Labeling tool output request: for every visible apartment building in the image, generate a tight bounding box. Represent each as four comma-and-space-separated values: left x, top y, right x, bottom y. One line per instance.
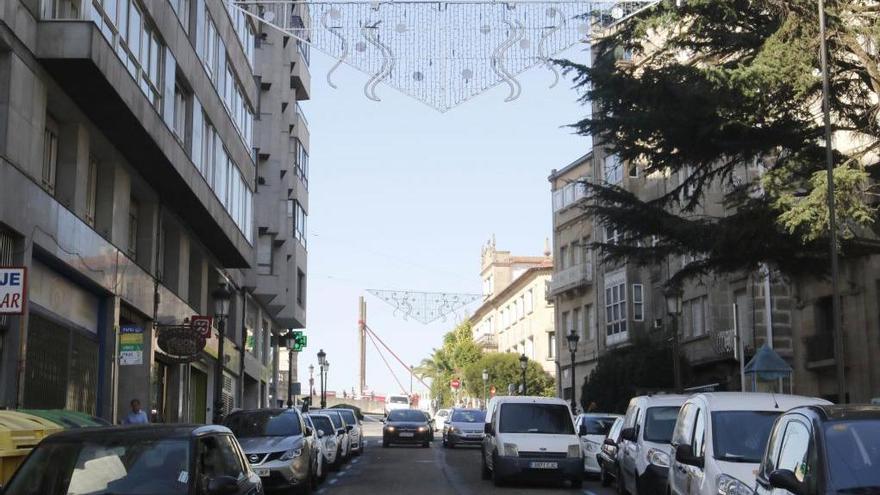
0, 0, 309, 422
469, 239, 556, 376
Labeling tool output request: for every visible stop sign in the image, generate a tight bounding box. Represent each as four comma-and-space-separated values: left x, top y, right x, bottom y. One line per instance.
489, 385, 496, 397
450, 379, 461, 389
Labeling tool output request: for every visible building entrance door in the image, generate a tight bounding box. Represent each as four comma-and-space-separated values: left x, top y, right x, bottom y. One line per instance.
190, 367, 207, 424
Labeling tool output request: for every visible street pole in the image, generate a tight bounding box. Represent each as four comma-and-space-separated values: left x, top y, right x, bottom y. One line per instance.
818, 0, 847, 403
410, 365, 414, 398
672, 315, 682, 394
212, 316, 226, 424
519, 354, 528, 396
287, 343, 294, 408
570, 347, 577, 413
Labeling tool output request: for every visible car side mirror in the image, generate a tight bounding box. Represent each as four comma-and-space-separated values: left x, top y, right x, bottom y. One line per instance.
620, 427, 636, 442
484, 423, 493, 435
304, 427, 313, 437
603, 437, 617, 447
578, 424, 588, 437
317, 429, 325, 438
675, 444, 704, 468
769, 470, 805, 495
207, 475, 239, 495
346, 425, 354, 432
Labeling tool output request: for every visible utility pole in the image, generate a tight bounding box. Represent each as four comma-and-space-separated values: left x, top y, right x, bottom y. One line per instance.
358, 297, 367, 398
409, 365, 414, 398
818, 0, 847, 403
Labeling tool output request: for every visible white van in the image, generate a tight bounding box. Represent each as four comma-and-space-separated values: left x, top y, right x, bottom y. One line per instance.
384, 395, 410, 415
618, 394, 689, 495
668, 392, 831, 495
481, 396, 583, 488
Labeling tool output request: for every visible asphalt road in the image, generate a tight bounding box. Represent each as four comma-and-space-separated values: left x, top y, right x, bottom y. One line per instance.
314, 420, 617, 495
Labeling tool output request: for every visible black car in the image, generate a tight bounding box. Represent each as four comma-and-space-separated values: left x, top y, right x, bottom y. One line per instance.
754, 404, 880, 495
3, 424, 262, 495
383, 409, 432, 448
597, 417, 625, 487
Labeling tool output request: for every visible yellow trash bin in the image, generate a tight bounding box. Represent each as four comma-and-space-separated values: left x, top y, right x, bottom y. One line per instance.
0, 411, 63, 484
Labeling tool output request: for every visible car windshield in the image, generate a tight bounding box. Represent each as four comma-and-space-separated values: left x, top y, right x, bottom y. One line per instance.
324, 412, 344, 429
390, 396, 409, 404
337, 410, 357, 424
310, 416, 335, 435
825, 419, 880, 491
4, 437, 190, 495
711, 411, 780, 463
499, 403, 575, 434
388, 409, 427, 422
583, 417, 618, 435
643, 407, 680, 443
451, 410, 486, 423
225, 410, 302, 437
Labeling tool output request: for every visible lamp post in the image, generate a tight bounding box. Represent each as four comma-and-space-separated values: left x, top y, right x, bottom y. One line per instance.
286, 331, 294, 408
482, 369, 489, 409
665, 285, 684, 394
519, 354, 528, 396
817, 0, 846, 404
211, 282, 232, 424
323, 360, 330, 408
308, 364, 315, 399
317, 349, 326, 408
566, 330, 581, 413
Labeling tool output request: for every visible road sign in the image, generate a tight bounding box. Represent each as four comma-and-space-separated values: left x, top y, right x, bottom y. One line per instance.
0, 267, 26, 315
291, 331, 307, 351
489, 385, 496, 397
450, 379, 461, 390
191, 316, 213, 338
290, 382, 301, 396
119, 326, 144, 365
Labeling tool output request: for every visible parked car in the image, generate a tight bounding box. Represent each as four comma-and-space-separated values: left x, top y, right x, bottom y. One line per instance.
383, 408, 432, 447
443, 408, 486, 448
310, 409, 352, 463
618, 394, 689, 495
754, 404, 880, 495
224, 408, 316, 494
669, 392, 831, 495
598, 417, 626, 487
481, 396, 583, 488
2, 424, 262, 495
333, 408, 363, 454
421, 410, 436, 438
306, 413, 339, 472
385, 394, 410, 415
576, 413, 622, 476
302, 414, 327, 482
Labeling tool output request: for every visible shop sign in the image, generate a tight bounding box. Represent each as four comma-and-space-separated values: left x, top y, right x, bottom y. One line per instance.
157, 323, 207, 363
190, 316, 213, 338
119, 325, 144, 365
0, 267, 26, 315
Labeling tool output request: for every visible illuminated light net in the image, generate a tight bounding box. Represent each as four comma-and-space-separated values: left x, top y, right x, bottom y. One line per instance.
231, 1, 659, 112
366, 289, 482, 324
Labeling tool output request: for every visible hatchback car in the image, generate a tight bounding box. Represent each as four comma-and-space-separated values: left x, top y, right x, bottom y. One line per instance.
442, 408, 486, 448
575, 413, 622, 476
333, 408, 363, 454
306, 413, 339, 472
597, 417, 625, 487
383, 408, 432, 447
2, 424, 262, 495
303, 414, 327, 482
224, 408, 316, 494
310, 409, 352, 463
754, 404, 880, 495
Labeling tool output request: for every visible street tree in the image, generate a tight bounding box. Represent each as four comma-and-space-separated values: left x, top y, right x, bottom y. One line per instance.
415, 321, 483, 407
559, 0, 880, 282
464, 352, 556, 399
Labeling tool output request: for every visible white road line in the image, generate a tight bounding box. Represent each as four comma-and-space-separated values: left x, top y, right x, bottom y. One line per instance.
329, 478, 339, 485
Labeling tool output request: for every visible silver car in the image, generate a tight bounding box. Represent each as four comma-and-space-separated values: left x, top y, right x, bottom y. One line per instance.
307, 413, 340, 472
224, 408, 317, 494
333, 408, 363, 454
442, 408, 486, 448
312, 409, 352, 465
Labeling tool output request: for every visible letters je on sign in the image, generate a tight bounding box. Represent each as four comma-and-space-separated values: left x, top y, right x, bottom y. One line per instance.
0, 273, 21, 286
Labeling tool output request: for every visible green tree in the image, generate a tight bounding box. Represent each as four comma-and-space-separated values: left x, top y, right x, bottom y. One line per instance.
415, 321, 483, 407
558, 0, 880, 283
464, 353, 556, 399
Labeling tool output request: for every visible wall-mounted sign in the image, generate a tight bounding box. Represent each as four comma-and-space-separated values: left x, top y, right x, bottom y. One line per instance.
0, 267, 26, 315
190, 316, 213, 338
119, 325, 144, 365
157, 324, 207, 363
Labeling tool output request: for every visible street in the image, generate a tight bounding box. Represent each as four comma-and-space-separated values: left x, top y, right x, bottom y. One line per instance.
313, 420, 616, 495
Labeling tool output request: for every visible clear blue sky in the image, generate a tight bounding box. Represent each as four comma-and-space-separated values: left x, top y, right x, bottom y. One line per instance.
298, 45, 589, 398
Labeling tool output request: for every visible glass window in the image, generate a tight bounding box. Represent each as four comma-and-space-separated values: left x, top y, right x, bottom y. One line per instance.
693, 410, 706, 457
451, 410, 486, 423
525, 289, 534, 313
604, 154, 623, 184
85, 157, 98, 226
582, 416, 617, 435
632, 284, 644, 321
572, 308, 581, 337
760, 418, 786, 477
559, 246, 568, 269
584, 304, 593, 340
825, 419, 880, 490
548, 332, 556, 359
338, 410, 357, 425
42, 119, 59, 195
605, 225, 620, 245
643, 407, 680, 443
127, 198, 139, 259
387, 409, 427, 422
224, 410, 303, 437
605, 280, 627, 338
671, 403, 695, 446
499, 403, 574, 435
712, 411, 780, 463
173, 82, 187, 139
776, 421, 811, 482
309, 415, 334, 436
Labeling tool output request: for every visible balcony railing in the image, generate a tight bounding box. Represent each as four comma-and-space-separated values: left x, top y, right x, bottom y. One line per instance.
547, 263, 593, 296
805, 332, 835, 365
475, 333, 497, 350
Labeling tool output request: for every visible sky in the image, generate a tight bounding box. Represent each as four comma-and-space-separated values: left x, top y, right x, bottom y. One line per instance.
297, 45, 589, 398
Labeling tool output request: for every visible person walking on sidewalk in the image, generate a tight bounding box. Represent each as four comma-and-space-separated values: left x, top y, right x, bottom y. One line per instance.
123, 399, 150, 425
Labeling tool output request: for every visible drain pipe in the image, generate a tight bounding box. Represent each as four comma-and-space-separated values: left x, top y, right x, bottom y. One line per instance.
762, 264, 773, 348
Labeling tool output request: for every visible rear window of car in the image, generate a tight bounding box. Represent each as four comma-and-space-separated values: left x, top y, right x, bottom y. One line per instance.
583, 417, 618, 435
644, 407, 680, 443
324, 412, 343, 428
225, 410, 302, 437
499, 403, 575, 435
388, 409, 427, 422
389, 396, 409, 404
310, 415, 334, 434
452, 410, 486, 423
338, 410, 357, 424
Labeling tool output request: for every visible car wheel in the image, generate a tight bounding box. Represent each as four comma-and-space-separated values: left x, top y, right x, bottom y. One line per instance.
491, 453, 504, 487
481, 453, 491, 480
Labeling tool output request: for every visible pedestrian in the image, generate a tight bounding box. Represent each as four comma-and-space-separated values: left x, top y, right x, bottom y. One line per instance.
122, 399, 150, 425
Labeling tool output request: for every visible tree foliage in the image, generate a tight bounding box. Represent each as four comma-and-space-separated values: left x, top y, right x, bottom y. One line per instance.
463, 352, 556, 399
414, 321, 483, 407
559, 0, 880, 281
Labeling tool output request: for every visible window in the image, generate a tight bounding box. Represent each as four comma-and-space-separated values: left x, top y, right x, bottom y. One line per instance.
682, 296, 708, 337
603, 154, 623, 184
202, 12, 218, 76
632, 284, 644, 321
692, 410, 706, 457
85, 157, 98, 226
572, 307, 581, 338
548, 332, 556, 359
560, 311, 570, 337
605, 272, 627, 342
173, 81, 188, 140
517, 295, 525, 320
525, 289, 534, 314
292, 200, 307, 247
776, 421, 811, 482
604, 224, 621, 245
583, 304, 593, 340
297, 269, 306, 307
499, 403, 575, 435
170, 0, 189, 31
42, 118, 59, 195
559, 246, 568, 269
581, 238, 591, 264
629, 162, 639, 178
127, 198, 139, 258
295, 138, 309, 188
256, 234, 273, 275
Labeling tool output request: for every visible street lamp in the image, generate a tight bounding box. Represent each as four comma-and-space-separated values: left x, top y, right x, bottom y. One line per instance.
211, 281, 232, 424
566, 330, 581, 413
323, 360, 330, 408
519, 354, 528, 396
317, 349, 327, 408
665, 285, 684, 394
308, 364, 315, 400
482, 369, 489, 408
285, 331, 295, 409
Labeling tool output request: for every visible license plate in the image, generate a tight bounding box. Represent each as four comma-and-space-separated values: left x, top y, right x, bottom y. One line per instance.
529, 462, 558, 470
254, 468, 270, 477
399, 432, 414, 437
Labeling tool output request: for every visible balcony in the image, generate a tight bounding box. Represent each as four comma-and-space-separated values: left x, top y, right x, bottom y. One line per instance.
547, 263, 593, 297
475, 333, 498, 350
805, 332, 836, 370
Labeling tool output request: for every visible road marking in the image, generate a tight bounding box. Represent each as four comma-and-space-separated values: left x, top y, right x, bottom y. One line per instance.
585, 490, 598, 495
329, 478, 339, 485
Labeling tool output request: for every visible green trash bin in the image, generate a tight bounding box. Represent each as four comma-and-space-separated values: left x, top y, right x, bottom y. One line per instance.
20, 410, 110, 429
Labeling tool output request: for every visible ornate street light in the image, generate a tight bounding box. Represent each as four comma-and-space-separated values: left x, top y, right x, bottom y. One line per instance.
211, 281, 232, 424
323, 360, 330, 408
482, 369, 489, 408
566, 330, 581, 413
519, 354, 528, 396
665, 285, 684, 393
308, 364, 315, 399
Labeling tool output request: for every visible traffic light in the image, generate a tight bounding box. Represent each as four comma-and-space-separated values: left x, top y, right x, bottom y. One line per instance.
291, 331, 307, 352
